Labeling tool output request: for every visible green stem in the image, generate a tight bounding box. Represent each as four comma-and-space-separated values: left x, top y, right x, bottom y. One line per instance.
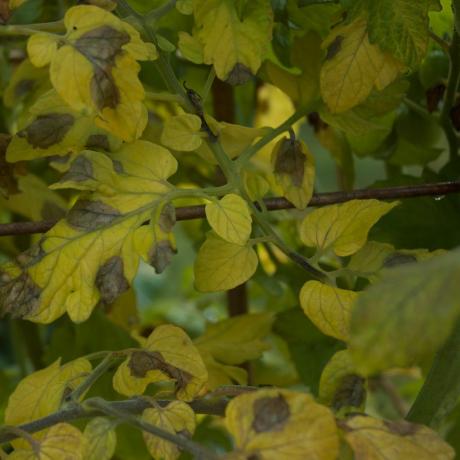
440, 27, 460, 161
0, 21, 64, 36
146, 0, 177, 21
85, 398, 219, 460
202, 67, 216, 103
145, 91, 183, 103
406, 317, 460, 428
237, 108, 310, 166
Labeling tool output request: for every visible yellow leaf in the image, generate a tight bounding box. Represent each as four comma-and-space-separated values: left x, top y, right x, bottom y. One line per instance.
1, 141, 177, 323
243, 171, 269, 201
83, 417, 117, 460
5, 358, 91, 449
27, 5, 157, 142
161, 114, 203, 151
193, 0, 273, 84
341, 415, 455, 460
142, 401, 196, 460
271, 137, 315, 209
195, 313, 273, 365
6, 90, 121, 162
320, 16, 405, 113
299, 199, 398, 257
225, 389, 339, 460
205, 194, 252, 245
299, 281, 358, 341
178, 31, 204, 64
113, 325, 208, 401
319, 350, 365, 412
9, 423, 87, 460
194, 232, 258, 292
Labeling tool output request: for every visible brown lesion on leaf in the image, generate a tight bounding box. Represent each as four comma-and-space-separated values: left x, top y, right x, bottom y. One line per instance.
0, 271, 41, 318
326, 36, 343, 60
66, 199, 121, 231
251, 394, 290, 433
17, 113, 75, 149
158, 203, 176, 233
274, 138, 306, 187
332, 374, 366, 412
86, 134, 111, 151
226, 63, 253, 86
128, 349, 192, 394
149, 240, 177, 274
61, 156, 94, 183
0, 134, 20, 198
96, 256, 129, 305
75, 26, 130, 110
383, 253, 417, 268
383, 420, 419, 436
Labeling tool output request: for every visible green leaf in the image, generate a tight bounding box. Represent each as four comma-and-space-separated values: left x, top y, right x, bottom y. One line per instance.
300, 199, 399, 257
349, 248, 460, 375
300, 280, 358, 341
194, 232, 258, 292
192, 0, 273, 84
205, 194, 252, 245
367, 0, 430, 68
161, 114, 203, 151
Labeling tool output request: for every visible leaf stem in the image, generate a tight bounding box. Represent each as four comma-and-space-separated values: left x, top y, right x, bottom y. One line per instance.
428, 30, 450, 53
146, 0, 177, 21
84, 398, 220, 460
202, 67, 216, 103
0, 20, 64, 36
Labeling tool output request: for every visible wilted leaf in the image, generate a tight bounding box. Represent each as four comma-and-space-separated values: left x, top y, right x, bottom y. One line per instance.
192, 0, 273, 83
205, 194, 252, 245
194, 232, 258, 292
350, 248, 460, 375
300, 199, 398, 257
1, 141, 177, 323
341, 415, 454, 460
83, 417, 117, 460
161, 114, 203, 151
142, 401, 196, 460
300, 281, 358, 341
225, 389, 339, 460
320, 16, 405, 113
271, 137, 315, 209
113, 325, 208, 401
9, 423, 87, 460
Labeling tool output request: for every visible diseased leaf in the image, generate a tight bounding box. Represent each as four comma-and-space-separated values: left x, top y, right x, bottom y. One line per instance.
367, 0, 430, 68
8, 423, 87, 460
142, 401, 196, 460
83, 417, 117, 460
1, 141, 177, 323
320, 16, 405, 113
192, 0, 273, 83
271, 137, 315, 209
205, 194, 252, 245
27, 5, 157, 141
319, 350, 365, 412
161, 114, 203, 151
225, 389, 339, 460
350, 248, 460, 375
299, 281, 358, 341
341, 415, 455, 460
299, 199, 398, 256
5, 358, 91, 447
113, 325, 208, 401
194, 232, 258, 292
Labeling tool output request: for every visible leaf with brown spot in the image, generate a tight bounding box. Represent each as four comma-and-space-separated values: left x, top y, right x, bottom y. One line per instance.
113, 325, 208, 401
225, 389, 339, 460
0, 134, 19, 198
341, 415, 455, 460
95, 256, 129, 305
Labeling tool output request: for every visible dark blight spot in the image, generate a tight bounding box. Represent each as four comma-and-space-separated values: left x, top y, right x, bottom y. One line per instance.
112, 159, 124, 174
158, 203, 176, 233
332, 374, 366, 412
91, 68, 120, 110
96, 256, 129, 304
383, 252, 417, 268
383, 420, 418, 436
226, 63, 253, 86
252, 394, 290, 433
67, 199, 120, 231
14, 79, 35, 98
61, 156, 94, 183
0, 272, 41, 318
18, 113, 75, 149
274, 139, 306, 187
128, 350, 192, 394
149, 240, 177, 274
86, 134, 110, 151
326, 36, 343, 60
